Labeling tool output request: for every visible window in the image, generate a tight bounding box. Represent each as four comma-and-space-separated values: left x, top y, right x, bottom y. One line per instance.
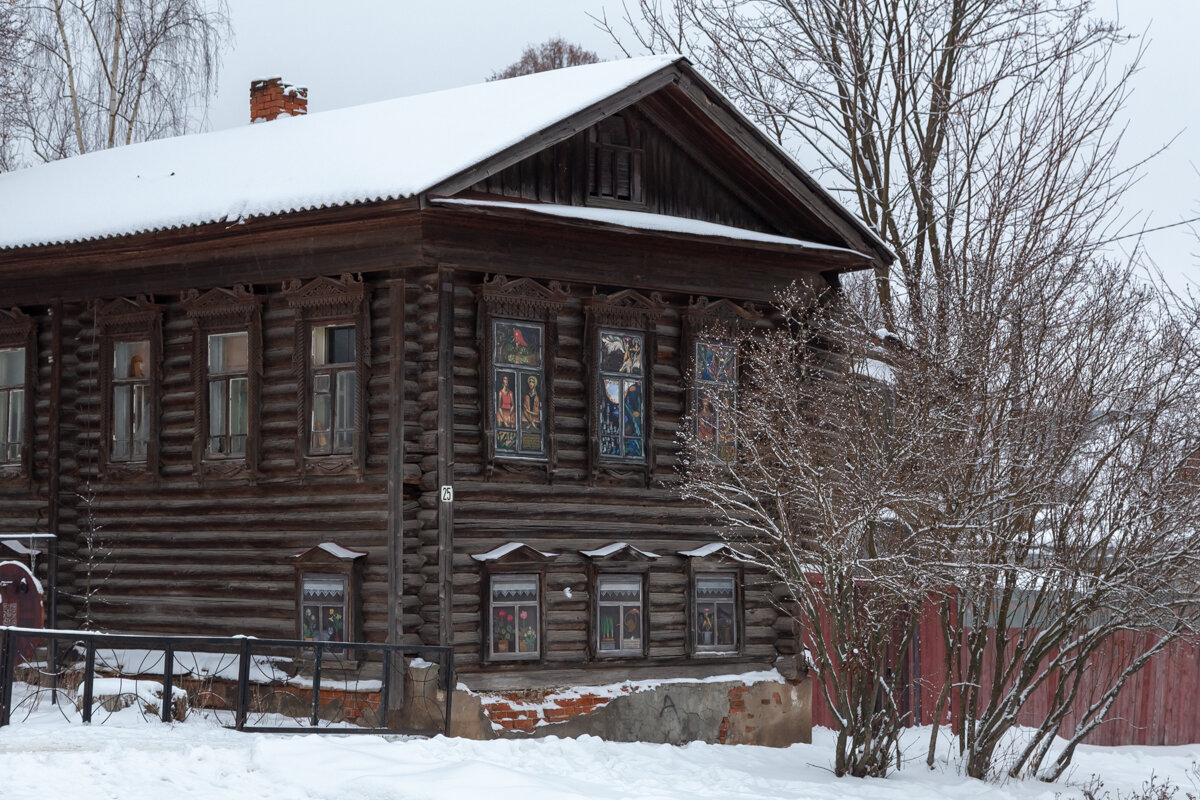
301, 574, 347, 644
694, 341, 737, 462
111, 339, 150, 462
310, 324, 357, 456
206, 333, 249, 458
596, 574, 643, 656
694, 573, 738, 652
491, 319, 546, 458
490, 574, 540, 659
283, 274, 368, 476
0, 348, 24, 464
589, 114, 642, 203
597, 330, 645, 461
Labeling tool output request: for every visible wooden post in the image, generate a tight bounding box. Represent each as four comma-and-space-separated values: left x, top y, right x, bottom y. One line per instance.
47, 300, 62, 689
436, 268, 455, 649
386, 279, 406, 711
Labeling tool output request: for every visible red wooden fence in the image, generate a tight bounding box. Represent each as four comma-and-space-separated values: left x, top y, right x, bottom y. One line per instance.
811, 609, 1200, 746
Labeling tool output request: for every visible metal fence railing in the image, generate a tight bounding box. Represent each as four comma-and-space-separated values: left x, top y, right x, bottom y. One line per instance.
0, 626, 454, 736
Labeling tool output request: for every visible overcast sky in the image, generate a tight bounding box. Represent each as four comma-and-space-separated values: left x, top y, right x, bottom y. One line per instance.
207, 1, 1199, 288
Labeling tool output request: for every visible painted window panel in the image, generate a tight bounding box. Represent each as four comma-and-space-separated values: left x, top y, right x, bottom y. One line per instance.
492, 320, 546, 458
695, 574, 738, 651
301, 574, 347, 644
597, 575, 643, 656
597, 331, 645, 462
490, 575, 539, 658
694, 341, 737, 461
112, 340, 150, 462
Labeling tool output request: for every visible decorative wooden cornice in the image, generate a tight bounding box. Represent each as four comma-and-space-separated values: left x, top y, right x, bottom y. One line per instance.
478, 275, 569, 320
181, 284, 260, 321
282, 273, 365, 313
685, 297, 761, 329
97, 295, 162, 334
586, 289, 663, 329
0, 308, 32, 345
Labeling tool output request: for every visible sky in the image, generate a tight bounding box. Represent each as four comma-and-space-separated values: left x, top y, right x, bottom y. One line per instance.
206, 0, 1199, 289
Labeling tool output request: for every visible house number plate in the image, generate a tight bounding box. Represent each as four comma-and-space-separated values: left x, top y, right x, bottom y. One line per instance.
440, 486, 453, 503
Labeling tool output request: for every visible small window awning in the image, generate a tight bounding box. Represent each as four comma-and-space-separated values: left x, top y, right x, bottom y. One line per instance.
471, 542, 557, 562
679, 542, 751, 561
292, 541, 368, 560
580, 542, 661, 560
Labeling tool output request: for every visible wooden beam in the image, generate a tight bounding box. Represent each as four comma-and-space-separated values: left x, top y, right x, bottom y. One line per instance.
386, 278, 406, 651
436, 267, 456, 648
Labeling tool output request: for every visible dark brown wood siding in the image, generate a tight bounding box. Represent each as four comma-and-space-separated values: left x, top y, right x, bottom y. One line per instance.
469, 105, 778, 236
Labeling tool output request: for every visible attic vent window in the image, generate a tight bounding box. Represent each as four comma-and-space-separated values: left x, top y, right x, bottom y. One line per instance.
589, 114, 642, 203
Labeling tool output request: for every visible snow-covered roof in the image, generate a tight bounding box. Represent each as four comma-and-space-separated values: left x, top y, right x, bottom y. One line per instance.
0, 56, 682, 250
434, 198, 870, 257
579, 542, 661, 559
471, 542, 558, 562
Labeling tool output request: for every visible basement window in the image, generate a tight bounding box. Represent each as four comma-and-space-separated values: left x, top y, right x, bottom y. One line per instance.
694, 573, 739, 653
596, 574, 644, 657
490, 574, 540, 660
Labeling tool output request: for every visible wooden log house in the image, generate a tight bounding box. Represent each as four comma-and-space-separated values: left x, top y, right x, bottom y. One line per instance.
0, 57, 891, 697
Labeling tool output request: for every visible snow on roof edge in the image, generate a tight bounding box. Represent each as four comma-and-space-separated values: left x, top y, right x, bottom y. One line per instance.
433, 198, 871, 258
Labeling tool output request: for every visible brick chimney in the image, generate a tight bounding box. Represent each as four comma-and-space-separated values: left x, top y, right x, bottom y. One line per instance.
250, 77, 308, 123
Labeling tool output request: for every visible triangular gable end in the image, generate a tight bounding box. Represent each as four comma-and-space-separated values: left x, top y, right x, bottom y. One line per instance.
428, 60, 891, 268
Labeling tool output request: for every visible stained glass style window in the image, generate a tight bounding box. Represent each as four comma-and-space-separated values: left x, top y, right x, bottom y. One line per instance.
112, 340, 150, 462
492, 319, 545, 458
490, 575, 539, 659
597, 330, 645, 461
207, 332, 249, 458
694, 341, 737, 462
311, 324, 356, 456
695, 574, 738, 652
596, 575, 643, 656
301, 574, 347, 644
0, 348, 24, 464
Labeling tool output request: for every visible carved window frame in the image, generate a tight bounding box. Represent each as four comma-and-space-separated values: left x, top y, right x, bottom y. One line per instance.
685, 554, 745, 658
0, 308, 35, 486
586, 290, 661, 484
587, 111, 644, 206
182, 285, 263, 484
477, 276, 568, 479
583, 545, 658, 661
682, 298, 761, 464
97, 296, 163, 482
283, 274, 370, 481
474, 544, 557, 664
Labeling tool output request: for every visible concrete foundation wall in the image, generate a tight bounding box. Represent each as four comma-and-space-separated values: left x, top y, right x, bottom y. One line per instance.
402, 665, 813, 747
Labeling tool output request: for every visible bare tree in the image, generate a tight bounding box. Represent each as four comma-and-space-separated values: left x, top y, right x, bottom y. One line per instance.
681, 288, 950, 777
0, 0, 30, 170
488, 36, 600, 81
600, 1, 1140, 344
610, 0, 1200, 782
5, 0, 231, 164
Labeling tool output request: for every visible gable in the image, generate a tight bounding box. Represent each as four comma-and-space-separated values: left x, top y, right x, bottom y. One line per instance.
465, 102, 780, 237
454, 83, 882, 256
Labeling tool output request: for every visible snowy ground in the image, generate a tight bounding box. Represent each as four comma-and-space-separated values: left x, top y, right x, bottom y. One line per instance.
1, 685, 1195, 800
